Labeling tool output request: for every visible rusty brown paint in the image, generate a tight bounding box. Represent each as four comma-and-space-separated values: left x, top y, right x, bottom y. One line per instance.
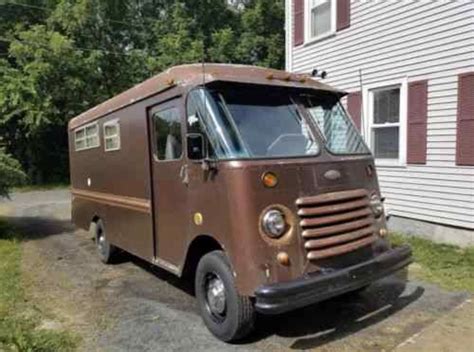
300, 208, 373, 228
296, 188, 369, 206
297, 198, 369, 217
304, 226, 375, 249
306, 235, 377, 260
302, 217, 374, 238
72, 188, 151, 213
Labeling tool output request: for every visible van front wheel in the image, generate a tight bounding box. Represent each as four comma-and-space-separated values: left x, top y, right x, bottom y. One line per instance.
195, 250, 255, 342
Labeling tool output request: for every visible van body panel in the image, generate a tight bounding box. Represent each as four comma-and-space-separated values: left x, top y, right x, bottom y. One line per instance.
69, 99, 155, 261
68, 64, 410, 321
193, 157, 385, 295
70, 87, 185, 263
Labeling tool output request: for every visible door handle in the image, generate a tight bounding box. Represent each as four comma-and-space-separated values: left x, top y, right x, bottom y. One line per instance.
179, 164, 189, 185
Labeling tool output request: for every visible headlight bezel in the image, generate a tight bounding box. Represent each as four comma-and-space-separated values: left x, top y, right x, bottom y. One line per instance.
258, 205, 296, 245
261, 208, 287, 238
370, 193, 384, 218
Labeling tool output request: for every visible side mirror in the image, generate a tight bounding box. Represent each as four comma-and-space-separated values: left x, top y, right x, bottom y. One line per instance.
187, 133, 205, 160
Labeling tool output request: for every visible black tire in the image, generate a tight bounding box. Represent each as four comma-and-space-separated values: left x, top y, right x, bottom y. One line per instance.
91, 220, 119, 264
195, 250, 255, 342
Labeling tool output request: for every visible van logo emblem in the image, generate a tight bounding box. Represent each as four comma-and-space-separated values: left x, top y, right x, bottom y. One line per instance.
324, 170, 341, 181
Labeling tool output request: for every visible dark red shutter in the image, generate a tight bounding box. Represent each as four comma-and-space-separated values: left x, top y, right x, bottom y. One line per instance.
293, 0, 304, 46
456, 72, 474, 166
336, 0, 351, 31
407, 80, 428, 164
347, 91, 361, 130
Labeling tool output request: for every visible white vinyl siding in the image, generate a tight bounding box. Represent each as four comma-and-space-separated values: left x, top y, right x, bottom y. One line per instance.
74, 122, 100, 151
287, 0, 474, 229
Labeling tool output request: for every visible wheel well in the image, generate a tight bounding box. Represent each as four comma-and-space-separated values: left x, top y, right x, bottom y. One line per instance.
182, 235, 223, 280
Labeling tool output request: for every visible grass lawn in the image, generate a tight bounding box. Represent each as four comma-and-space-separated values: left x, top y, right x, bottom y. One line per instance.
391, 233, 474, 293
0, 220, 77, 351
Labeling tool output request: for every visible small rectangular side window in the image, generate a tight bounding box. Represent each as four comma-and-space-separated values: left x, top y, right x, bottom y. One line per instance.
74, 122, 100, 151
103, 119, 121, 152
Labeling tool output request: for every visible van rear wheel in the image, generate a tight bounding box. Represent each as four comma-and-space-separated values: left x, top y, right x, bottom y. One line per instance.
91, 220, 119, 264
195, 250, 255, 342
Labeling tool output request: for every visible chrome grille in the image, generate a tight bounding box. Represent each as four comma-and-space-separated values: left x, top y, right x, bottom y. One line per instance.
296, 189, 376, 261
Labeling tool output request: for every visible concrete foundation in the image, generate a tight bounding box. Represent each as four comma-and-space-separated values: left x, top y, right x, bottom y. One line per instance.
387, 215, 474, 248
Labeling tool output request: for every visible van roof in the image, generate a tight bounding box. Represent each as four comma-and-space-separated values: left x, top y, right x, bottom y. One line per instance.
68, 63, 346, 130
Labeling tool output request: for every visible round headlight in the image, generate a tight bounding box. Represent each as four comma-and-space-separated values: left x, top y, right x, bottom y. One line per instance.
262, 209, 287, 238
370, 193, 384, 217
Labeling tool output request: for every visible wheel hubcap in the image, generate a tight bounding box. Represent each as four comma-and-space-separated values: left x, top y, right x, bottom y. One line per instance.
205, 274, 226, 316
97, 231, 106, 254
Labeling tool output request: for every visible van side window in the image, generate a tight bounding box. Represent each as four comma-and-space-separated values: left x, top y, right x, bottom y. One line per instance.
103, 119, 121, 151
152, 107, 182, 160
74, 122, 100, 151
186, 90, 215, 158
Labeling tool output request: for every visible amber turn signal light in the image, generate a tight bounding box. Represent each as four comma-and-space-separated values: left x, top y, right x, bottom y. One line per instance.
277, 252, 290, 266
262, 172, 278, 188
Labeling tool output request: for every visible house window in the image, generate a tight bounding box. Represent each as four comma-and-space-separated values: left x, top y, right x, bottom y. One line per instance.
74, 122, 100, 151
370, 87, 401, 160
103, 120, 121, 151
152, 107, 182, 160
307, 0, 335, 41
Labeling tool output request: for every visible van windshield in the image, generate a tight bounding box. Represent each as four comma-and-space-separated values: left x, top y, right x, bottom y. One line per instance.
301, 94, 369, 155
186, 85, 368, 160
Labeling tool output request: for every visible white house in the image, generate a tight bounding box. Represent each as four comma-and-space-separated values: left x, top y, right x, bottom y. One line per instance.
285, 0, 474, 246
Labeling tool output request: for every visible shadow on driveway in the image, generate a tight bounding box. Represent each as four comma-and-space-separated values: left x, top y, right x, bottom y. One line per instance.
4, 212, 425, 350
133, 252, 422, 350
245, 269, 424, 349
1, 216, 74, 240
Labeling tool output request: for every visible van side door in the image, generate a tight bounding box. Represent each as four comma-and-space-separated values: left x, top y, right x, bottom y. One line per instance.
148, 98, 188, 274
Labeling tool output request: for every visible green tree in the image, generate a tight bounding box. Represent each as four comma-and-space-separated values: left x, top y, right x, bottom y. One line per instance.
236, 0, 285, 68
1, 25, 98, 182
0, 0, 285, 184
148, 2, 205, 72
0, 148, 26, 198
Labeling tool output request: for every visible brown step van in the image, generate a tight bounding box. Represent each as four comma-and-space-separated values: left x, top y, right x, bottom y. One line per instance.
68, 64, 412, 342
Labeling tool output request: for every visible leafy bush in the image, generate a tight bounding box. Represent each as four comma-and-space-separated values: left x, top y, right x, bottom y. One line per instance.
0, 148, 26, 198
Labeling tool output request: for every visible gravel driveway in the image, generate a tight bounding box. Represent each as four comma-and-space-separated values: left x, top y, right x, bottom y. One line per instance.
0, 189, 469, 351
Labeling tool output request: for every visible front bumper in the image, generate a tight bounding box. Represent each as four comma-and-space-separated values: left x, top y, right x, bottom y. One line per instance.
255, 244, 412, 314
